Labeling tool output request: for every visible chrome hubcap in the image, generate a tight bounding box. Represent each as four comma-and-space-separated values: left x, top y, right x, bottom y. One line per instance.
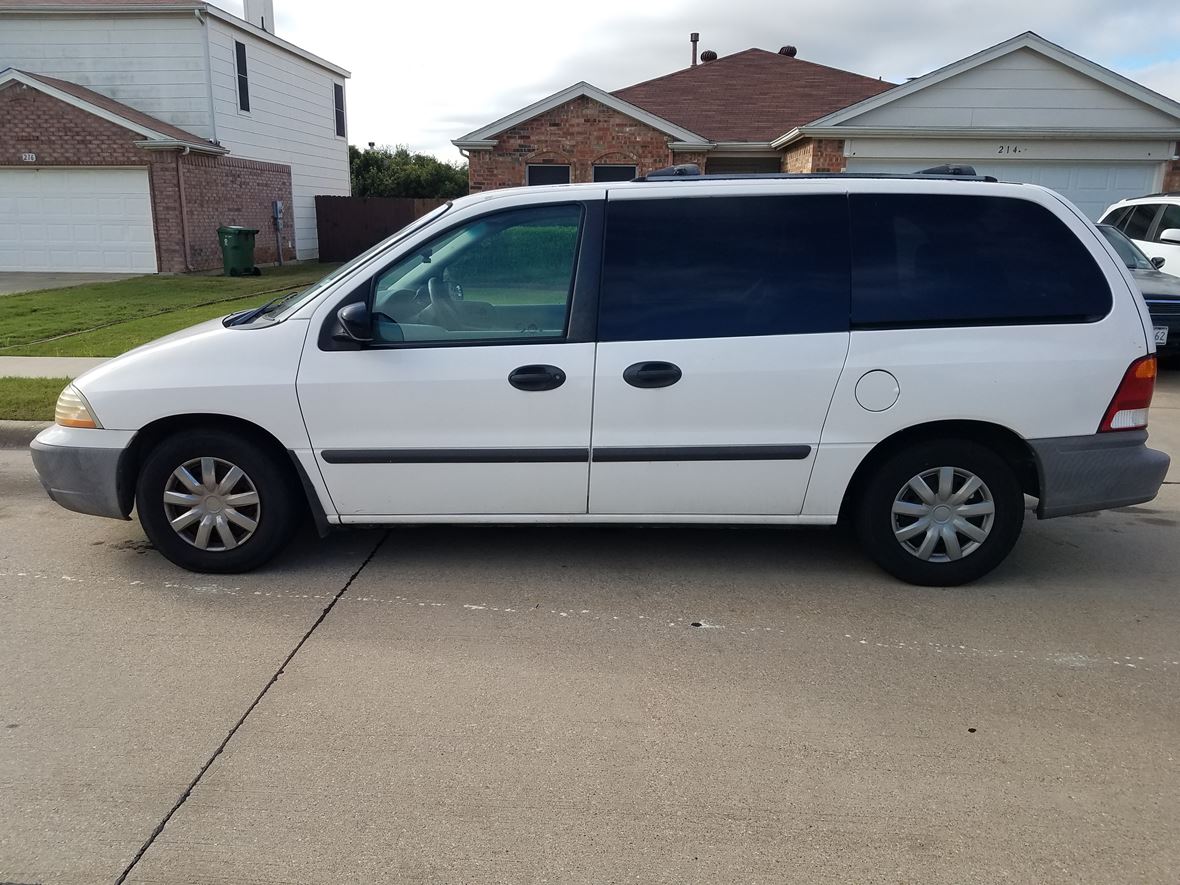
892, 466, 995, 562
162, 457, 260, 551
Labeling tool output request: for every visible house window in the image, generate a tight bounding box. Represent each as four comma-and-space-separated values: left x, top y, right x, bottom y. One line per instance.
592, 164, 637, 182
234, 41, 250, 112
526, 164, 570, 186
333, 83, 346, 137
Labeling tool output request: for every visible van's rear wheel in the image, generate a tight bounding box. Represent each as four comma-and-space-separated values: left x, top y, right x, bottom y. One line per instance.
855, 440, 1024, 586
136, 430, 297, 573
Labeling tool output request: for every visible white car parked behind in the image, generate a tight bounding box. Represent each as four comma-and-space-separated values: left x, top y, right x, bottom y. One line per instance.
1100, 192, 1180, 278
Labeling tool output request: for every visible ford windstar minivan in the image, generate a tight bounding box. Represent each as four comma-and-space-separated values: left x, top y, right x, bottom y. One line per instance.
31, 169, 1171, 585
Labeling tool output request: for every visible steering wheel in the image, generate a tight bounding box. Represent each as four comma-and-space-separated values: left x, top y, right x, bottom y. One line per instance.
413, 275, 465, 330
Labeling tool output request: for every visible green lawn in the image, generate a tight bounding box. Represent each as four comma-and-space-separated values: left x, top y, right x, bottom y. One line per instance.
6, 295, 268, 357
0, 264, 337, 356
0, 377, 69, 421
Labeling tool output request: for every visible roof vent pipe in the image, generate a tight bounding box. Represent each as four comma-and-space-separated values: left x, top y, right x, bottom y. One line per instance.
690, 32, 699, 67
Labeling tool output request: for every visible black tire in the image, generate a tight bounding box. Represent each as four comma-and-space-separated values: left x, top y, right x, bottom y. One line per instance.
854, 439, 1025, 586
136, 429, 298, 573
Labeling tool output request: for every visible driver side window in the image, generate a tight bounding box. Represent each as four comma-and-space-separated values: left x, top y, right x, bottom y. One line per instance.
370, 204, 582, 345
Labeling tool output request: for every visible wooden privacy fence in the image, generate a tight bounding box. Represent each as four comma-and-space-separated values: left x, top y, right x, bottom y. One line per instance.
315, 196, 448, 261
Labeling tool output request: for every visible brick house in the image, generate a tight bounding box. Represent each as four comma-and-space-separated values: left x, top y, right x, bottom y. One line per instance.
0, 70, 292, 273
455, 32, 1180, 220
0, 0, 350, 273
457, 48, 891, 191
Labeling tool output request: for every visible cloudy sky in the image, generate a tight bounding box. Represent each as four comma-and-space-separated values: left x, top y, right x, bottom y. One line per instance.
212, 0, 1180, 161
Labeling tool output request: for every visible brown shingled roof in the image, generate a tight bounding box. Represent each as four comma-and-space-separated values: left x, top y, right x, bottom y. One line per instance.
19, 70, 224, 150
613, 48, 897, 142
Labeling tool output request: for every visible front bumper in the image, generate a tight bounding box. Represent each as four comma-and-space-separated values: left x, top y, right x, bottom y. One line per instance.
1030, 430, 1170, 519
29, 426, 136, 520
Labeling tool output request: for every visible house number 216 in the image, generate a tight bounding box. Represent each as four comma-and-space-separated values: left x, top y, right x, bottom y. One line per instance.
21, 152, 37, 162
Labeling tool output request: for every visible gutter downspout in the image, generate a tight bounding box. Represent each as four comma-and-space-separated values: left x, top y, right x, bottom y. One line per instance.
176, 147, 193, 272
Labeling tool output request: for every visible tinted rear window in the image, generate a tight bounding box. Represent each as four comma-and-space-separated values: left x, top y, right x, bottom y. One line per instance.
1122, 204, 1160, 240
850, 194, 1111, 328
599, 195, 850, 341
1156, 205, 1180, 240
1100, 206, 1132, 228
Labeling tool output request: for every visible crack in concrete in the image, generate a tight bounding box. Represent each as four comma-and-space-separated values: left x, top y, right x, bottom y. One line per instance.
112, 531, 388, 884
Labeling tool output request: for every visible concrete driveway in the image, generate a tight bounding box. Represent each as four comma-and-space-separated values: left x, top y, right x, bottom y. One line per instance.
0, 271, 141, 296
1, 373, 1178, 884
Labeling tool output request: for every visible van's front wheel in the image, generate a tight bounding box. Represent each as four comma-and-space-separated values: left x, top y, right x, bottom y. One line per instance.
135, 430, 297, 573
855, 440, 1024, 586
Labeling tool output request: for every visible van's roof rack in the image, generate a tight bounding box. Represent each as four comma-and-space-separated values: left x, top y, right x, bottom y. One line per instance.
636, 163, 997, 183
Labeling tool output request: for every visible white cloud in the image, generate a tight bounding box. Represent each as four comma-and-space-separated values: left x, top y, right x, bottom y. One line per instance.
1129, 59, 1180, 102
221, 0, 1180, 160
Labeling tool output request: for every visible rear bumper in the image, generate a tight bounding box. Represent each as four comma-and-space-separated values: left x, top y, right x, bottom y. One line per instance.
1030, 430, 1170, 519
29, 426, 135, 520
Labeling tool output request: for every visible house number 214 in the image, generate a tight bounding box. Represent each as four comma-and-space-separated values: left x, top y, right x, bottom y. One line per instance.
996, 145, 1024, 154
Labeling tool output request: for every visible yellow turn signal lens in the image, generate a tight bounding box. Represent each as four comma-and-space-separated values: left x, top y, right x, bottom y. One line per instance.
54, 385, 101, 429
1132, 356, 1157, 381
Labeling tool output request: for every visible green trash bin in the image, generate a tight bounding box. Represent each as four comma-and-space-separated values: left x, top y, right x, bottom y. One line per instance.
217, 225, 261, 276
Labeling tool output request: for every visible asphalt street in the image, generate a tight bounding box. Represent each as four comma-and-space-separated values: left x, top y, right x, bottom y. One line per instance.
1, 373, 1178, 884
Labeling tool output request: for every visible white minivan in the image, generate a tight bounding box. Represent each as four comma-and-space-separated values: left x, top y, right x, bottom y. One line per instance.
31, 171, 1170, 585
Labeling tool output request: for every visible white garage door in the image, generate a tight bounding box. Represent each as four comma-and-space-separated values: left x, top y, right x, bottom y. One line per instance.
845, 159, 1163, 221
0, 168, 157, 273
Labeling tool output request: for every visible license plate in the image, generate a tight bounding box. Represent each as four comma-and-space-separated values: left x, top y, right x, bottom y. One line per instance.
1155, 326, 1169, 345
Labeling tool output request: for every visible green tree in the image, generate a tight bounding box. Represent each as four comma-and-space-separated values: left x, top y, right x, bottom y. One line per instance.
350, 144, 468, 199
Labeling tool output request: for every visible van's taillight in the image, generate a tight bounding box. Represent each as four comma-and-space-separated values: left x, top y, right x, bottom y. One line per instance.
1098, 355, 1157, 432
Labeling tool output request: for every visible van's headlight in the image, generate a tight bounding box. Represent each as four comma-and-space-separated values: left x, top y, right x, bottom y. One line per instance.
55, 384, 102, 429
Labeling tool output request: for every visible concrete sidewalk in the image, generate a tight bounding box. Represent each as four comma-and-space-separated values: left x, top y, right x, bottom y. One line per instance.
0, 272, 138, 296
0, 356, 107, 378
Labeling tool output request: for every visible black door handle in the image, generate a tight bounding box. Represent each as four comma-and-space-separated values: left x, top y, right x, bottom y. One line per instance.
508, 364, 566, 391
623, 361, 682, 389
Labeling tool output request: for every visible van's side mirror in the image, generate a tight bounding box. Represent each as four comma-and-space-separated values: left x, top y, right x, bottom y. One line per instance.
1152, 256, 1167, 270
334, 302, 372, 344
1158, 228, 1180, 245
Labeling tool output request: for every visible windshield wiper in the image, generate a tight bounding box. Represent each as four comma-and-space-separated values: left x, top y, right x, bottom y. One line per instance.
226, 292, 297, 326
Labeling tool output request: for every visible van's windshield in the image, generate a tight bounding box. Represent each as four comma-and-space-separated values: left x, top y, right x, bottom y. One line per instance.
231, 202, 453, 324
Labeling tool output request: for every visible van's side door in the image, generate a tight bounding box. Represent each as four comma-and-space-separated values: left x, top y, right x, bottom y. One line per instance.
297, 200, 601, 518
587, 190, 851, 516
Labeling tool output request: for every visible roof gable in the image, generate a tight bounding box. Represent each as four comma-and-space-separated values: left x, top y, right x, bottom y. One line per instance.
799, 32, 1180, 134
0, 68, 227, 152
614, 48, 895, 143
453, 82, 708, 149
